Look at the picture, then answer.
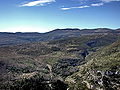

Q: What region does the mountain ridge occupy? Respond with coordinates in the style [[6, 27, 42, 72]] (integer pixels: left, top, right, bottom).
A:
[[0, 28, 119, 34], [0, 28, 120, 47]]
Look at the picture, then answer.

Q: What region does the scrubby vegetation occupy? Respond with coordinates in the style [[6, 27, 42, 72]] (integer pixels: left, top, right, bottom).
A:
[[66, 40, 120, 90], [0, 29, 120, 90]]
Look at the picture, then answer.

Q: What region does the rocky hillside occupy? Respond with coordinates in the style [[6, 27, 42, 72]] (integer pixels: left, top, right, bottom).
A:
[[0, 29, 120, 90], [66, 40, 120, 90]]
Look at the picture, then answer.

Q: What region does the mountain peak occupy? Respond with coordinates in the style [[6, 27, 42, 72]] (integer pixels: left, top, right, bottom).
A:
[[53, 28, 80, 31]]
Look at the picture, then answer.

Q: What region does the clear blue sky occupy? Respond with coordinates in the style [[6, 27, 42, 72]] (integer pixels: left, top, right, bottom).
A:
[[0, 0, 120, 32]]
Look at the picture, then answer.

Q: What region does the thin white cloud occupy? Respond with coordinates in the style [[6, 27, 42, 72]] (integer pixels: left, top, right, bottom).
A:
[[61, 8, 71, 10], [77, 5, 90, 8], [101, 0, 120, 2], [61, 0, 120, 10], [91, 3, 104, 6], [20, 0, 55, 7], [61, 5, 90, 10]]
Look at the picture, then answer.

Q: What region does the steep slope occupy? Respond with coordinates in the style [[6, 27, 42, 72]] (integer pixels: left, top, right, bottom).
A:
[[66, 40, 120, 90], [0, 33, 120, 90]]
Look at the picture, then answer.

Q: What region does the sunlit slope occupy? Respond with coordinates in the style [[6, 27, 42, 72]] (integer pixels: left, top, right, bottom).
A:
[[66, 40, 120, 90]]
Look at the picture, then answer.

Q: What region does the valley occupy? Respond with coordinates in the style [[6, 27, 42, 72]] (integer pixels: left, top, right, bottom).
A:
[[0, 28, 120, 90]]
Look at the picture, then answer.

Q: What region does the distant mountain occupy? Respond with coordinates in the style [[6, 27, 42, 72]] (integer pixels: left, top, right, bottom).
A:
[[0, 28, 120, 46]]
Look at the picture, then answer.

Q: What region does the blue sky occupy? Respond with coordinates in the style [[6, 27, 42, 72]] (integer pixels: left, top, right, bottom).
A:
[[0, 0, 120, 32]]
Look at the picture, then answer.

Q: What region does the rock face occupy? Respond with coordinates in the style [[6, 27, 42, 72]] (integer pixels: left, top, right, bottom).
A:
[[66, 69, 120, 90], [66, 40, 120, 90], [81, 70, 120, 90]]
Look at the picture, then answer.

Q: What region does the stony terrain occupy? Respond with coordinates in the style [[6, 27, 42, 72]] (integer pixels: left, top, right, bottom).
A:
[[0, 28, 120, 90], [66, 40, 120, 90]]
